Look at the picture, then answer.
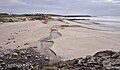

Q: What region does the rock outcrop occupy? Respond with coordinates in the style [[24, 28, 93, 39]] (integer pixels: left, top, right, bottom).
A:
[[42, 50, 120, 70], [0, 48, 120, 70]]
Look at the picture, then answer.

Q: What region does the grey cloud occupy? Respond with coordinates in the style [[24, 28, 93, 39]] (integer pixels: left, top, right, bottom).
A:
[[0, 0, 120, 16]]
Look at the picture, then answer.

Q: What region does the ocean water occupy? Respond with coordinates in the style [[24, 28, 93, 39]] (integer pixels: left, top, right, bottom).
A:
[[68, 16, 120, 33]]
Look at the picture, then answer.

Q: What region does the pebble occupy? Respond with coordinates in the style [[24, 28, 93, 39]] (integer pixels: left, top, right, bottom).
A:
[[0, 47, 120, 70], [12, 53, 18, 57], [45, 57, 49, 61]]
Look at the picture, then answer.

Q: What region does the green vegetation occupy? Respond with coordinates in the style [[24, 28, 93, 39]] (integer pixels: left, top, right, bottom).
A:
[[30, 14, 49, 20], [0, 13, 53, 23]]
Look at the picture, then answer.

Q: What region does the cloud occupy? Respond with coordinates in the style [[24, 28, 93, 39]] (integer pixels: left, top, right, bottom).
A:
[[0, 0, 27, 6], [0, 0, 120, 15], [91, 0, 120, 4], [106, 0, 120, 3]]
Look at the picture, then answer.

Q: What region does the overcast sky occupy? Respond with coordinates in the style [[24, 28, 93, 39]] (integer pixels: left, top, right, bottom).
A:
[[0, 0, 120, 16]]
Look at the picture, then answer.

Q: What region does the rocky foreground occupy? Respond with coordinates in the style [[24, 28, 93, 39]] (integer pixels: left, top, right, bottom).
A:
[[0, 47, 120, 70], [0, 18, 120, 70]]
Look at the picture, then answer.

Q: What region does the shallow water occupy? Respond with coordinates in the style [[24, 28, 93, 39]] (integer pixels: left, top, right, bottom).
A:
[[67, 16, 120, 33]]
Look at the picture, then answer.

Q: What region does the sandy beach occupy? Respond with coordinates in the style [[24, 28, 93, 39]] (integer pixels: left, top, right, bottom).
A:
[[0, 19, 120, 60]]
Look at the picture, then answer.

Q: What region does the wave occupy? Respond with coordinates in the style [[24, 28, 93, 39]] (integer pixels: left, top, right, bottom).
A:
[[67, 16, 120, 33]]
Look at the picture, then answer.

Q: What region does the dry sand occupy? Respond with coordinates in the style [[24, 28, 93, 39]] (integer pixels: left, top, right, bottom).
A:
[[0, 19, 120, 60]]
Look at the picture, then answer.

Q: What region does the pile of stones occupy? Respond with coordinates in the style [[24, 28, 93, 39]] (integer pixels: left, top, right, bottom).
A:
[[42, 50, 120, 70], [0, 47, 120, 70], [0, 47, 49, 70]]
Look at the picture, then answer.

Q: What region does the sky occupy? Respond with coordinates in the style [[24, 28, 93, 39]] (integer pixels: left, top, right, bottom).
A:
[[0, 0, 120, 16]]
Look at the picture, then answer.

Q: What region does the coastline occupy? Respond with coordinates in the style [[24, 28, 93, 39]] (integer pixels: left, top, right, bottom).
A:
[[51, 20, 120, 60], [0, 18, 120, 69], [69, 16, 120, 33], [0, 19, 120, 60]]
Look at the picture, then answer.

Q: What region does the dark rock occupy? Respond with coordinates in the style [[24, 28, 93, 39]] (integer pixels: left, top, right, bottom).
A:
[[13, 41, 16, 43], [93, 50, 116, 57], [44, 57, 49, 61], [17, 46, 20, 48], [0, 48, 120, 70], [5, 42, 11, 45], [24, 43, 29, 45], [0, 47, 48, 70]]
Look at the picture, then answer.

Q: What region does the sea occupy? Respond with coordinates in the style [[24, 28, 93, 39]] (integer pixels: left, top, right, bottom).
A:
[[65, 16, 120, 33]]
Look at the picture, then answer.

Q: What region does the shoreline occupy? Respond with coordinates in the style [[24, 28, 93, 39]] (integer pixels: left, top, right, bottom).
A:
[[0, 18, 120, 69], [70, 18, 120, 33], [74, 21, 120, 34], [0, 19, 120, 60]]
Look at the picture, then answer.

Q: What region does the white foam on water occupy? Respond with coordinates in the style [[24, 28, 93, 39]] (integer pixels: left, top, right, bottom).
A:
[[68, 16, 120, 33]]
